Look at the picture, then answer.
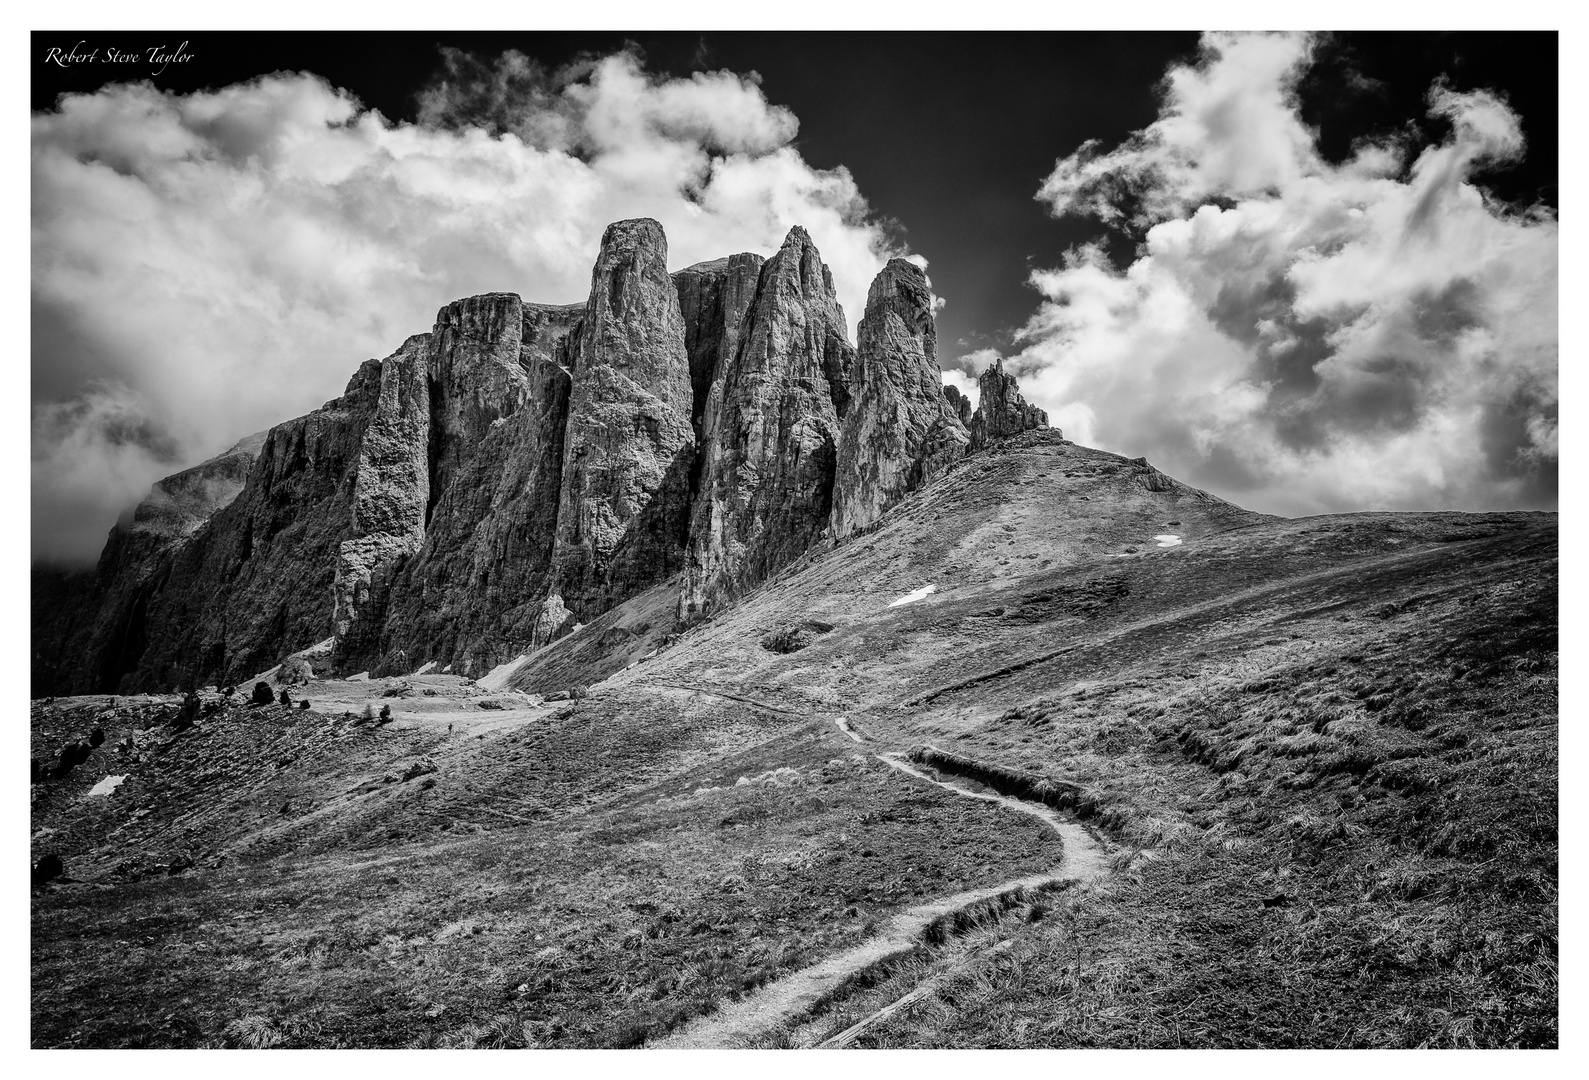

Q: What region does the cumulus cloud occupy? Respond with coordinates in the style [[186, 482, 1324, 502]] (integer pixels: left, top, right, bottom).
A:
[[1015, 31, 1557, 516], [33, 50, 903, 564]]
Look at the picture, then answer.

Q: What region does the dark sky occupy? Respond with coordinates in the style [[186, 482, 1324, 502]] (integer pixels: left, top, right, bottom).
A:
[[31, 30, 1557, 366]]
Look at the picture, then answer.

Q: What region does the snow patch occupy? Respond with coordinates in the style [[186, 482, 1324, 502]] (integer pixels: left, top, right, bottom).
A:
[[413, 661, 437, 676], [477, 653, 531, 692], [346, 671, 369, 682], [888, 584, 937, 608], [1154, 534, 1183, 548], [88, 775, 126, 797]]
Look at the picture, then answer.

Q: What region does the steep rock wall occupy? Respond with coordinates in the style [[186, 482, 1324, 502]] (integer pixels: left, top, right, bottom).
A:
[[546, 219, 697, 624], [38, 219, 1058, 693], [830, 259, 970, 536], [680, 227, 856, 618]]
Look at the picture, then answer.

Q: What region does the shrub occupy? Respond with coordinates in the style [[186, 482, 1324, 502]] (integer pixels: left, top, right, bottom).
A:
[[279, 657, 312, 685], [760, 620, 837, 654], [53, 739, 91, 779], [251, 681, 275, 706], [172, 693, 200, 731], [278, 689, 293, 708]]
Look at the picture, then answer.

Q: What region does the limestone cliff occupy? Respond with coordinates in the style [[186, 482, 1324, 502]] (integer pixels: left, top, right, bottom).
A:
[[830, 259, 970, 536], [550, 219, 697, 622], [673, 253, 765, 435], [680, 227, 855, 618], [376, 299, 579, 677], [37, 219, 1055, 694]]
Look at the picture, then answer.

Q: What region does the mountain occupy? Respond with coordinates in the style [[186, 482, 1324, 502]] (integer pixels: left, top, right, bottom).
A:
[[29, 427, 1555, 1047], [30, 220, 1555, 1050], [33, 221, 1048, 696]]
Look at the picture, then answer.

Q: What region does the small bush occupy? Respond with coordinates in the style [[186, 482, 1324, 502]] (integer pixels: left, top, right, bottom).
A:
[[53, 739, 91, 779], [251, 681, 275, 706], [172, 693, 200, 731], [761, 620, 837, 654]]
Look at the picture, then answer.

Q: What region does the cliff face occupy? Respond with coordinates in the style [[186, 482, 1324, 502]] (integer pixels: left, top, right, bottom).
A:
[[39, 219, 1048, 694], [377, 300, 578, 677], [831, 259, 970, 536], [673, 253, 765, 435], [551, 219, 698, 622], [76, 354, 414, 693], [680, 227, 856, 618]]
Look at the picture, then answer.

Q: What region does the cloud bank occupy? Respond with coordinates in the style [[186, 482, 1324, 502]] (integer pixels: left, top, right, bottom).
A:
[[33, 51, 902, 564], [1009, 32, 1556, 517]]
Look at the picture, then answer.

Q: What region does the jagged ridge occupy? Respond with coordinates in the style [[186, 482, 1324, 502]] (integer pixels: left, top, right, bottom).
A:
[[36, 220, 1051, 694]]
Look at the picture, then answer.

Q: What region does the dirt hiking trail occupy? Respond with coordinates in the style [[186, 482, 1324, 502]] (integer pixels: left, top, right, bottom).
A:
[[651, 749, 1111, 1048]]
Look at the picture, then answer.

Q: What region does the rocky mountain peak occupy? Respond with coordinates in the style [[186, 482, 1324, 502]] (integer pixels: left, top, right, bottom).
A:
[[863, 259, 937, 351], [38, 219, 1024, 692], [968, 358, 1052, 451], [830, 258, 968, 537], [677, 224, 856, 618], [552, 217, 697, 620]]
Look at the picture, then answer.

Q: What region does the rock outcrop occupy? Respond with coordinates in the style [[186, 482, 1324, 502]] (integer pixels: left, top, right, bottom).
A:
[[377, 297, 579, 676], [942, 384, 973, 427], [36, 219, 1054, 694], [331, 335, 431, 667], [680, 227, 856, 617], [550, 219, 697, 621], [830, 259, 970, 536], [673, 253, 765, 434], [968, 358, 1051, 451]]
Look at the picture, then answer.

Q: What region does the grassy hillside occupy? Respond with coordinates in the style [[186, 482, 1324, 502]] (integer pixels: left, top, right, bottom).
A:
[[32, 431, 1556, 1047]]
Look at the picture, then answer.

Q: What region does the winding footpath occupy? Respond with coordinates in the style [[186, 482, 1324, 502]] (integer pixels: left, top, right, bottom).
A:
[[651, 745, 1111, 1048]]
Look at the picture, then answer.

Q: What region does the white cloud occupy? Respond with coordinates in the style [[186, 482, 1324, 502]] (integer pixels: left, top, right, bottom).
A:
[[940, 369, 979, 410], [956, 347, 1001, 375], [33, 52, 904, 563], [1014, 31, 1556, 517]]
